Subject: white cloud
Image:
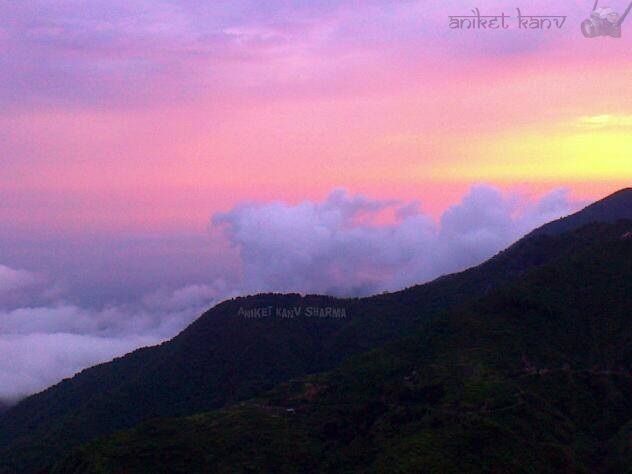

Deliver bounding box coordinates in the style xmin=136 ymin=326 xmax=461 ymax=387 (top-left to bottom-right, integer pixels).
xmin=0 ymin=283 xmax=228 ymax=404
xmin=0 ymin=333 xmax=159 ymax=403
xmin=212 ymin=185 xmax=580 ymax=295
xmin=0 ymin=185 xmax=582 ymax=404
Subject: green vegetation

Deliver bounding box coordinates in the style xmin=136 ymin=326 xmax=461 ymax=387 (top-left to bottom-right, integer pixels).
xmin=0 ymin=189 xmax=630 ymax=472
xmin=52 ymin=221 xmax=632 ymax=473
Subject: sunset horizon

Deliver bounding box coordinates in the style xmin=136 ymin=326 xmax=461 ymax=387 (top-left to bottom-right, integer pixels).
xmin=1 ymin=3 xmax=631 ymax=472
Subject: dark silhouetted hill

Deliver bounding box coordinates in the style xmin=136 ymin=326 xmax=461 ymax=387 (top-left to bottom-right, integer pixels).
xmin=0 ymin=188 xmax=630 ymax=472
xmin=53 ymin=221 xmax=632 ymax=473
xmin=528 ymin=187 xmax=631 ymax=237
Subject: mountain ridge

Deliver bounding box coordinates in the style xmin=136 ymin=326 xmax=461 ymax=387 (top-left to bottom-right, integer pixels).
xmin=52 ymin=221 xmax=632 ymax=473
xmin=1 ymin=187 xmax=631 ymax=472
xmin=527 ymin=187 xmax=632 ymax=237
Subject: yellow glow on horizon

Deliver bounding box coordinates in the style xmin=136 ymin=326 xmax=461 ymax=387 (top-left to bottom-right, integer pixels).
xmin=428 ymin=120 xmax=632 ymax=182
xmin=576 ymin=114 xmax=632 ymax=129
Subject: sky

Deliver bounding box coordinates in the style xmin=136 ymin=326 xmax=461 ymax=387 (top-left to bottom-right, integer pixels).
xmin=0 ymin=0 xmax=631 ymax=403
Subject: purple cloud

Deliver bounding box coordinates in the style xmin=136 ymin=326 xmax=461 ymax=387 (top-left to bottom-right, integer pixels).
xmin=212 ymin=185 xmax=581 ymax=295
xmin=0 ymin=332 xmax=157 ymax=403
xmin=0 ymin=280 xmax=228 ymax=403
xmin=0 ymin=265 xmax=37 ymax=294
xmin=1 ymin=0 xmax=593 ymax=112
xmin=0 ymin=185 xmax=581 ymax=404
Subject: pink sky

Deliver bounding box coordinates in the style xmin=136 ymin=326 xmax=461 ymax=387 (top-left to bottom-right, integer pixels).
xmin=1 ymin=0 xmax=630 ymax=235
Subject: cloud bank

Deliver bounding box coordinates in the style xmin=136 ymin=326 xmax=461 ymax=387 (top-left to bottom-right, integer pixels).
xmin=0 ymin=0 xmax=603 ymax=112
xmin=0 ymin=281 xmax=229 ymax=403
xmin=0 ymin=185 xmax=581 ymax=404
xmin=213 ymin=185 xmax=580 ymax=296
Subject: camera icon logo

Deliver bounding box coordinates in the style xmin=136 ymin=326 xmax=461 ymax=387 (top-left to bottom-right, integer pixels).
xmin=581 ymin=0 xmax=632 ymax=37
